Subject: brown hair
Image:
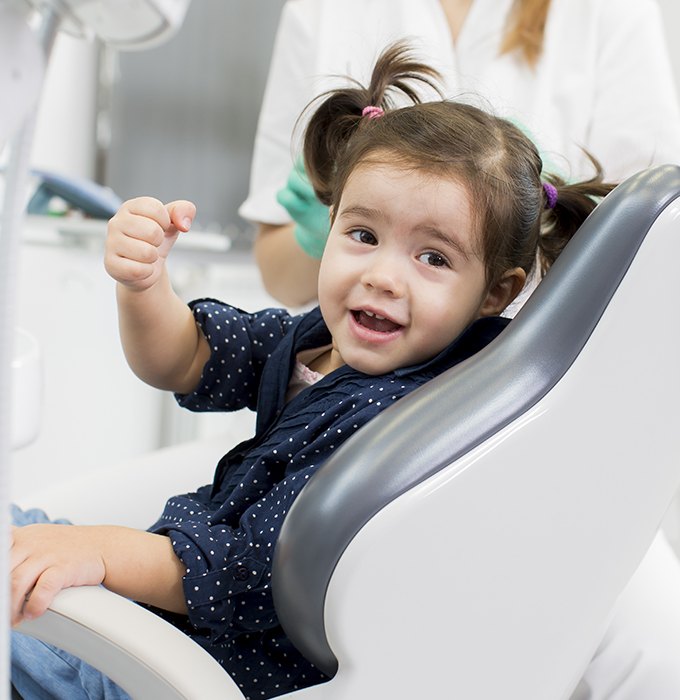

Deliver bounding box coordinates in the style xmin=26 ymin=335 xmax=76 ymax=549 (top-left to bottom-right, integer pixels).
xmin=500 ymin=0 xmax=552 ymax=68
xmin=303 ymin=42 xmax=615 ymax=289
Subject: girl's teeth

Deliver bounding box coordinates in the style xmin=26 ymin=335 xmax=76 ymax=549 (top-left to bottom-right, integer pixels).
xmin=364 ymin=310 xmax=386 ymax=320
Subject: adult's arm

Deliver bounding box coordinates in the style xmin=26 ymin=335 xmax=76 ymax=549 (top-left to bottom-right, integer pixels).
xmin=239 ymin=0 xmax=323 ymax=306
xmin=253 ymin=223 xmax=321 ymax=307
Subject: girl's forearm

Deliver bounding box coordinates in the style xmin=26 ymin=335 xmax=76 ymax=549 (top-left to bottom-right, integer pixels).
xmin=11 ymin=523 xmax=188 ymax=623
xmin=96 ymin=525 xmax=188 ymax=614
xmin=116 ymin=270 xmax=210 ymax=393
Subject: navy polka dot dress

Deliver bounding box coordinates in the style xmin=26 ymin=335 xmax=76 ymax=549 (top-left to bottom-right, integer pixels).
xmin=145 ymin=300 xmax=508 ymax=699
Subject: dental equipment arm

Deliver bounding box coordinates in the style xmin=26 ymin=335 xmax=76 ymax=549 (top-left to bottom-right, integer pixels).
xmin=0 ymin=0 xmax=190 ymax=691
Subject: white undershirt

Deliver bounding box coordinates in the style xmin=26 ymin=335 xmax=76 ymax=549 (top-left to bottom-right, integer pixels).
xmin=285 ymin=345 xmax=331 ymax=402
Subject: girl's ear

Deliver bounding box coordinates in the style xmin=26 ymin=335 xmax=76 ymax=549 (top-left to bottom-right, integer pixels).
xmin=479 ymin=267 xmax=527 ymax=317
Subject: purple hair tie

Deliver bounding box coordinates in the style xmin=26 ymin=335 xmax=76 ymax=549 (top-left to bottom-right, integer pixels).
xmin=542 ymin=182 xmax=558 ymax=210
xmin=362 ymin=105 xmax=384 ymax=120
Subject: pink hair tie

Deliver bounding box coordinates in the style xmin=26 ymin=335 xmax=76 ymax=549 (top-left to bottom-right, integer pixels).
xmin=362 ymin=105 xmax=384 ymax=120
xmin=542 ymin=182 xmax=558 ymax=210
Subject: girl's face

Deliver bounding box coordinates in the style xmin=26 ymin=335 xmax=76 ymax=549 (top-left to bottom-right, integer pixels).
xmin=318 ymin=161 xmax=519 ymax=375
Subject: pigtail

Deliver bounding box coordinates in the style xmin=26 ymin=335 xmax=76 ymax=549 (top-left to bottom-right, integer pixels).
xmin=538 ymin=157 xmax=616 ymax=274
xmin=302 ymin=41 xmax=442 ymax=205
xmin=500 ymin=0 xmax=551 ymax=68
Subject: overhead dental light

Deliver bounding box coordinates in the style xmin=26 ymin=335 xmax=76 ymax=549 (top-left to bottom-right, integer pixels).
xmin=18 ymin=0 xmax=190 ymax=50
xmin=1 ymin=0 xmax=190 ymax=144
xmin=0 ymin=0 xmax=191 ymax=688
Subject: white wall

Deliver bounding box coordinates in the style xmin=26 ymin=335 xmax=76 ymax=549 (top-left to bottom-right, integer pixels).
xmin=647 ymin=0 xmax=680 ymax=552
xmin=658 ymin=0 xmax=680 ymax=86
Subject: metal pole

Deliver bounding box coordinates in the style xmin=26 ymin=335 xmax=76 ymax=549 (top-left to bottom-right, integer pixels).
xmin=0 ymin=7 xmax=61 ymax=697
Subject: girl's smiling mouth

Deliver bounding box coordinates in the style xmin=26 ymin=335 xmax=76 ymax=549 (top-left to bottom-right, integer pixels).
xmin=351 ymin=309 xmax=403 ymax=334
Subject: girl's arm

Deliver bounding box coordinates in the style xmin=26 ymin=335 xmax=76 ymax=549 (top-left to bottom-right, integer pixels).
xmin=10 ymin=524 xmax=187 ymax=626
xmin=104 ymin=196 xmax=210 ymax=394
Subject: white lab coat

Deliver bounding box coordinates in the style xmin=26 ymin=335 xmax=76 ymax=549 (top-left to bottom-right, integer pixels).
xmin=239 ymin=0 xmax=680 ymax=225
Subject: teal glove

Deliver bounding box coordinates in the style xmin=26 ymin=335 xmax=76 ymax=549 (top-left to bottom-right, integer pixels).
xmin=276 ymin=159 xmax=330 ymax=259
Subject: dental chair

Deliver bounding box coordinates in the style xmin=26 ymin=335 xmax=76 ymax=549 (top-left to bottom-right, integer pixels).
xmin=17 ymin=165 xmax=680 ymax=699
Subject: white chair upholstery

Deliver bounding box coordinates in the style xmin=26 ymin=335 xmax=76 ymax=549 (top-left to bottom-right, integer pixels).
xmin=17 ymin=165 xmax=680 ymax=699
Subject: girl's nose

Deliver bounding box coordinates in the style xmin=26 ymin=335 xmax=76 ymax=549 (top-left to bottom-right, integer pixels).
xmin=361 ymin=253 xmax=405 ymax=297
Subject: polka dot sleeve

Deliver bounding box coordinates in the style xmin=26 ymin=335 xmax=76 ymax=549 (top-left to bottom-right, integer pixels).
xmin=176 ymin=300 xmax=295 ymax=413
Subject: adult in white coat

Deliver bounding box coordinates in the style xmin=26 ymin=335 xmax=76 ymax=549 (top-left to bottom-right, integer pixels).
xmin=241 ymin=0 xmax=680 ymax=307
xmin=239 ymin=1 xmax=680 ymax=699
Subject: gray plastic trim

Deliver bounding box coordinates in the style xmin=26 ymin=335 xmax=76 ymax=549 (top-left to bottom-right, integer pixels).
xmin=272 ymin=165 xmax=680 ymax=676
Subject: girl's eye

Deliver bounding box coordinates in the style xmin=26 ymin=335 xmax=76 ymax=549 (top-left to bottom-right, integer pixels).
xmin=349 ymin=229 xmax=377 ymax=245
xmin=418 ymin=251 xmax=450 ymax=268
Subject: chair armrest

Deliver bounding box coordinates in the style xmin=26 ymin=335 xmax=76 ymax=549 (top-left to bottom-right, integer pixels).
xmin=17 ymin=586 xmax=246 ymax=700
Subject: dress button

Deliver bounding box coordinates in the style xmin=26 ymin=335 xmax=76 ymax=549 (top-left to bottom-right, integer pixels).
xmin=235 ymin=566 xmax=250 ymax=581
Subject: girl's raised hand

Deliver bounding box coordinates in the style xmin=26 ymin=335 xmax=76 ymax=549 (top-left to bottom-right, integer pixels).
xmin=104 ymin=197 xmax=196 ymax=291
